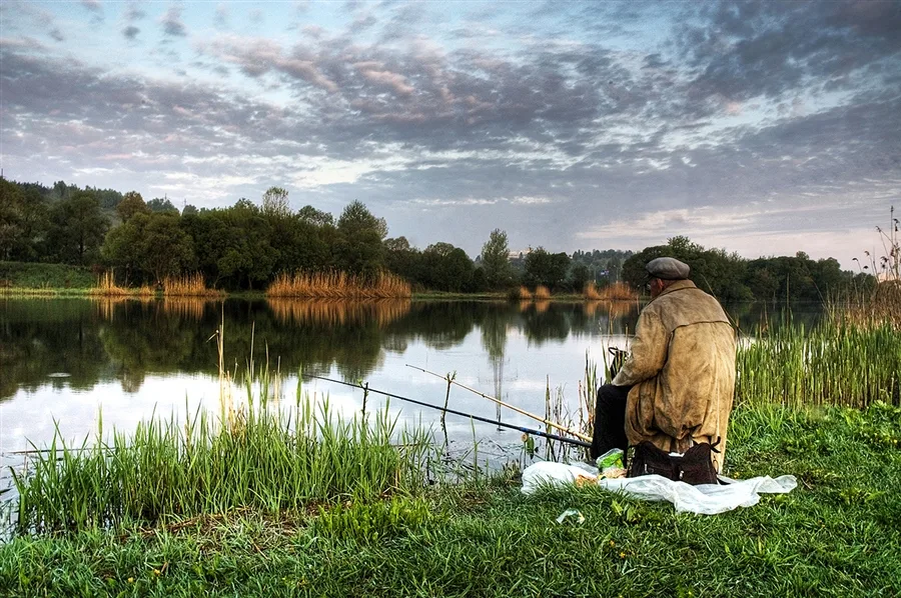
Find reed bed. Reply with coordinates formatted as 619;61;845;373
267;271;411;299
594;281;638;301
88;272;129;297
834;281;901;330
12;392;433;535
736;314;901;409
533;285;551;300
268;298;411;328
162;273;221;298
516;286;532;300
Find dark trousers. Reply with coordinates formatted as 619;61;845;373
590;383;631;460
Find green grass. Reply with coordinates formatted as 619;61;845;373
0;261;95;294
2;402;899;597
11;395;432;535
736;316;901;409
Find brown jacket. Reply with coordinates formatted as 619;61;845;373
612;280;736;471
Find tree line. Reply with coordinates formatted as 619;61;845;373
0;177;872;297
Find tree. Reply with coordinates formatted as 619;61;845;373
523;247;570;290
46;191;110;265
147;197;179;214
335;201;387;276
116;191;150;223
480;228;513;289
384;236;411;252
298;205;334;227
262;186;291;217
337;200;388;240
101;217;143;284
139;213;195;282
0;178;25;260
568;261;591;292
422;244;475;291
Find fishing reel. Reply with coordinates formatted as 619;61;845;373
607;346;629;381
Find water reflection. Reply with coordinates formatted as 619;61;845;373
1;297;827;507
268;298;411;328
1;298;639;401
0;298;823;404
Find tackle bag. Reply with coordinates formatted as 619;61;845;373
627;440;720;485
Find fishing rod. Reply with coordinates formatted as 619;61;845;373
302;374;591;449
405;364;592;442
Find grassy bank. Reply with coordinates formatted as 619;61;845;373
1;402;899;597
0;261;95;294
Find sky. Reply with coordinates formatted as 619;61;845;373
1;1;899;268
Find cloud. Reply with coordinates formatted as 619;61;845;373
214;3;228;29
160;6;187;37
125;2;145;22
81;0;102;14
2;1;899;265
123;26;140;41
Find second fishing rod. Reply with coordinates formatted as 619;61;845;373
303;374;591;449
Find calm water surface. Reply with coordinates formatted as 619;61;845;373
0;297;820;501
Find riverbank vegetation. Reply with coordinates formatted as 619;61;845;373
2;397;899;596
267;270;411;299
1;177;886;299
2;289;900;594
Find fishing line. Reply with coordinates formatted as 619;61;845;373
302;374;591;449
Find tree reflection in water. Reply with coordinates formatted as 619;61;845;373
1;298;823;402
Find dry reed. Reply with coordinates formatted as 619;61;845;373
162;273;221;297
89;272;129;297
135;285;155;297
533;285;551;300
517;286;532;300
583;282;601;300
266;270;411;299
834;281;901;330
595;281;638;301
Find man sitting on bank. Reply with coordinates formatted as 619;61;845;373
591;257;737;473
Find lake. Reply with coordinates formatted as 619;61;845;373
0;296;821;502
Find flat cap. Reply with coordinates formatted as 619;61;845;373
646;257;690;280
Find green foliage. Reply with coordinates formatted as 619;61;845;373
2;404;900;596
0;177;874;295
480;228;513;289
116;191;150;223
623;237;854;301
45;191;110;265
12;392;433;534
735;316;901;408
523;247;570;290
298;204;334;227
147;197;179;214
313;497;438;544
334;201;388;276
0;261;94;289
102;213;195;284
419;244;477;292
261;187;290;218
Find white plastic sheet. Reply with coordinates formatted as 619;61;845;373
521;461;797;515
